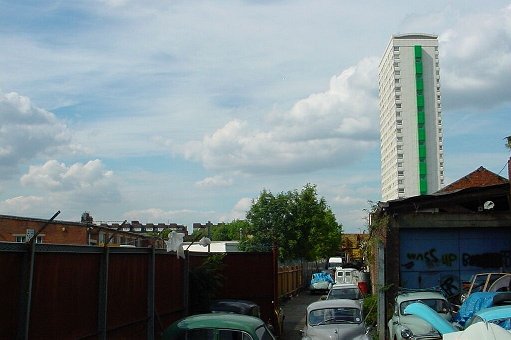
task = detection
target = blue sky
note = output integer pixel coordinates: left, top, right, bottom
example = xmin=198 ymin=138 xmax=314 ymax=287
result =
xmin=1 ymin=1 xmax=510 ymax=233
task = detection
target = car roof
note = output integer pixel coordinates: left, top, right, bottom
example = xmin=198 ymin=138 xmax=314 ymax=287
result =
xmin=173 ymin=313 xmax=265 ymax=331
xmin=475 ymin=305 xmax=511 ymax=321
xmin=396 ymin=291 xmax=446 ymax=304
xmin=331 ymin=283 xmax=358 ymax=288
xmin=307 ymin=299 xmax=361 ymax=311
xmin=210 ymin=299 xmax=259 ymax=315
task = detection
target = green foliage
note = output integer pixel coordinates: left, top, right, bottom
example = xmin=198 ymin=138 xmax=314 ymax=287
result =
xmin=240 ymin=184 xmax=342 ymax=261
xmin=362 ymin=294 xmax=377 ymax=327
xmin=189 ymin=254 xmax=225 ymax=313
xmin=210 ymin=219 xmax=249 ymax=241
xmin=364 ymin=201 xmax=389 ymax=265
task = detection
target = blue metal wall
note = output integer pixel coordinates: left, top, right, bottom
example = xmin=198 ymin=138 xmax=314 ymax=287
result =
xmin=399 ymin=228 xmax=511 ymax=298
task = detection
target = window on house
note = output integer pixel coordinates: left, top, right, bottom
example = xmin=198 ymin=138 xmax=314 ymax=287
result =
xmin=14 ymin=235 xmax=43 ymax=243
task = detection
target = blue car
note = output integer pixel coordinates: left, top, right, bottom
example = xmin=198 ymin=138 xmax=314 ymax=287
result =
xmin=465 ymin=304 xmax=511 ymax=330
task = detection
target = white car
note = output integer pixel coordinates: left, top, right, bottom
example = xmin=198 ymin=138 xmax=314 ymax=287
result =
xmin=301 ymin=299 xmax=371 ymax=340
xmin=388 ymin=291 xmax=452 ymax=340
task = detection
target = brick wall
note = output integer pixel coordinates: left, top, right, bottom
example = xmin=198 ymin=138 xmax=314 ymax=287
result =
xmin=0 ymin=216 xmax=87 ymax=245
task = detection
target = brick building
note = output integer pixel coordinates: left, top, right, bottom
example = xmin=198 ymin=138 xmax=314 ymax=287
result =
xmin=0 ymin=213 xmax=169 ymax=248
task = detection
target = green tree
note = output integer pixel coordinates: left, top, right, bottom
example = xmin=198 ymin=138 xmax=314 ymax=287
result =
xmin=210 ymin=219 xmax=249 ymax=241
xmin=240 ymin=184 xmax=342 ymax=261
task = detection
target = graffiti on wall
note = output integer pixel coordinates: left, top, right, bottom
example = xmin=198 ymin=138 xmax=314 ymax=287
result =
xmin=462 ymin=251 xmax=511 ymax=269
xmin=402 ymin=249 xmax=511 ymax=270
xmin=402 ymin=248 xmax=457 ymax=269
xmin=439 ymin=274 xmax=459 ymax=298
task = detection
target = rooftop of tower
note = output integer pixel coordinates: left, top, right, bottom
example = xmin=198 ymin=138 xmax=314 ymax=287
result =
xmin=393 ymin=33 xmax=438 ymax=40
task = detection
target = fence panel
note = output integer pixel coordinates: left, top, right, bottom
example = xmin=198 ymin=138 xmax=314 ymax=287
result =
xmin=29 ymin=251 xmax=100 ymax=339
xmin=154 ymin=251 xmax=185 ymax=335
xmin=1 ymin=251 xmax=24 ymax=339
xmin=106 ymin=252 xmax=149 ymax=339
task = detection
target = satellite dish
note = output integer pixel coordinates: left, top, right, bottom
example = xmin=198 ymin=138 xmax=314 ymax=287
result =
xmin=483 ymin=201 xmax=495 ymax=210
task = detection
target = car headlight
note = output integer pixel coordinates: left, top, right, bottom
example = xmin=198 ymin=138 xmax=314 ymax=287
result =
xmin=401 ymin=328 xmax=414 ymax=339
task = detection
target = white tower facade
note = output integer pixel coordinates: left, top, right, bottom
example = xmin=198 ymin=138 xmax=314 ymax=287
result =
xmin=378 ymin=34 xmax=444 ymax=201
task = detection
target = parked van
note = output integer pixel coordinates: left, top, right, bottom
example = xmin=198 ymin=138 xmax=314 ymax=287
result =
xmin=335 ymin=267 xmax=360 ymax=285
xmin=326 ymin=257 xmax=343 ymax=270
xmin=335 ymin=267 xmax=370 ymax=295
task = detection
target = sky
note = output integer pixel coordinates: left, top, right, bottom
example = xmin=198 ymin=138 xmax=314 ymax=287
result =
xmin=1 ymin=1 xmax=510 ymax=233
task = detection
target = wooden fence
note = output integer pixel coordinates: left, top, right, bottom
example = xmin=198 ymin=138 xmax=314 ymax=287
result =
xmin=277 ymin=261 xmax=320 ymax=299
xmin=0 ymin=242 xmax=279 ymax=339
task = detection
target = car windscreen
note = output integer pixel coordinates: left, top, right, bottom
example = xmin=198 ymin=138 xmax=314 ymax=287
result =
xmin=400 ymin=299 xmax=449 ymax=315
xmin=327 ymin=287 xmax=361 ymax=300
xmin=308 ymin=307 xmax=362 ymax=325
xmin=254 ymin=325 xmax=276 ymax=340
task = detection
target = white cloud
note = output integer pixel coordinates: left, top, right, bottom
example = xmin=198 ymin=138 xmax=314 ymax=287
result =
xmin=440 ymin=5 xmax=511 ymax=110
xmin=217 ymin=197 xmax=252 ymax=223
xmin=174 ymin=57 xmax=380 ymax=175
xmin=0 ymin=196 xmax=45 ymax=214
xmin=195 ymin=175 xmax=233 ymax=188
xmin=21 ymin=159 xmax=114 ymax=191
xmin=0 ymin=91 xmax=73 ymax=177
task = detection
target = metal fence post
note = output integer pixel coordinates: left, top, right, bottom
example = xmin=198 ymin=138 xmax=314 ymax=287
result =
xmin=98 ymin=246 xmax=109 ymax=340
xmin=19 ymin=211 xmax=60 ymax=340
xmin=147 ymin=246 xmax=155 ymax=339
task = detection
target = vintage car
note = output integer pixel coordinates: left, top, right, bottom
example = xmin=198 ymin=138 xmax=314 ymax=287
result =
xmin=454 ymin=291 xmax=511 ymax=328
xmin=388 ymin=290 xmax=453 ymax=340
xmin=301 ymin=299 xmax=371 ymax=340
xmin=310 ymin=271 xmax=334 ymax=294
xmin=210 ymin=299 xmax=261 ymax=317
xmin=443 ymin=322 xmax=511 ymax=340
xmin=209 ymin=299 xmax=284 ymax=336
xmin=161 ymin=313 xmax=276 ymax=340
xmin=464 ymin=304 xmax=511 ymax=330
xmin=324 ymin=283 xmax=364 ymax=302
